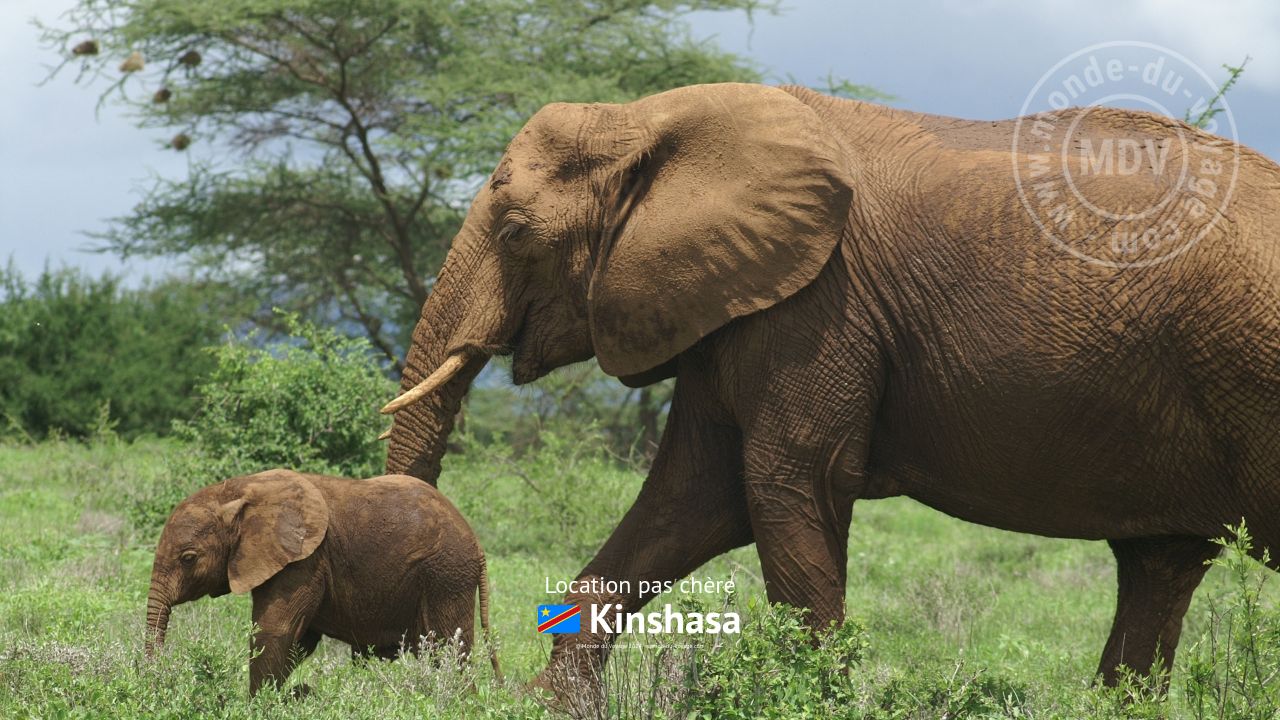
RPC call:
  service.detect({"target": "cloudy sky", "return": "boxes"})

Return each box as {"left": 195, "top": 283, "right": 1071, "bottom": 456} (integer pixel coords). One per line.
{"left": 2, "top": 0, "right": 1277, "bottom": 283}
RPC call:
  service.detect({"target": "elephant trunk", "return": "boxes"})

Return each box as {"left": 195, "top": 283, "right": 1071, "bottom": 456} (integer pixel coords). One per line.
{"left": 385, "top": 234, "right": 498, "bottom": 484}
{"left": 145, "top": 592, "right": 171, "bottom": 658}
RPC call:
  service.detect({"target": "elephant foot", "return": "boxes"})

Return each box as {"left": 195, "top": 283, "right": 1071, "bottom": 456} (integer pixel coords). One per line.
{"left": 287, "top": 683, "right": 314, "bottom": 701}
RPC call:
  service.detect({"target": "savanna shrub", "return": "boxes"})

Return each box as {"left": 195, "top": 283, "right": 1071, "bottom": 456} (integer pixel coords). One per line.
{"left": 866, "top": 664, "right": 1030, "bottom": 720}
{"left": 1182, "top": 522, "right": 1280, "bottom": 719}
{"left": 174, "top": 313, "right": 392, "bottom": 476}
{"left": 129, "top": 314, "right": 393, "bottom": 532}
{"left": 683, "top": 602, "right": 869, "bottom": 720}
{"left": 0, "top": 263, "right": 231, "bottom": 440}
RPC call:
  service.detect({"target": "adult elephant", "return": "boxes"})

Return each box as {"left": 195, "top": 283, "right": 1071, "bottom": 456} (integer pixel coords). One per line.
{"left": 380, "top": 82, "right": 1280, "bottom": 691}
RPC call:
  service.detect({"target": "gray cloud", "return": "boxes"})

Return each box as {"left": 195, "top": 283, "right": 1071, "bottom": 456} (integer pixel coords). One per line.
{"left": 0, "top": 0, "right": 183, "bottom": 281}
{"left": 693, "top": 0, "right": 1277, "bottom": 156}
{"left": 2, "top": 0, "right": 1276, "bottom": 282}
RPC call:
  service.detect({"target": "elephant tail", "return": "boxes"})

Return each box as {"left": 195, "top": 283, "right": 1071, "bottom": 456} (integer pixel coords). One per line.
{"left": 478, "top": 548, "right": 502, "bottom": 682}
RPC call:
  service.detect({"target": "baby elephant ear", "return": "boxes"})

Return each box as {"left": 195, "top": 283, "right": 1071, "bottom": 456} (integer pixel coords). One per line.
{"left": 222, "top": 470, "right": 329, "bottom": 594}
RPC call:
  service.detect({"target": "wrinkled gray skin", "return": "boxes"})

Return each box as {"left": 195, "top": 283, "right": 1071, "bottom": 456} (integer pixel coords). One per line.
{"left": 382, "top": 82, "right": 1280, "bottom": 697}
{"left": 145, "top": 470, "right": 497, "bottom": 695}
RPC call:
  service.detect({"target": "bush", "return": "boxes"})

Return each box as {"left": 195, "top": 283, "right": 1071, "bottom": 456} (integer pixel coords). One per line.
{"left": 129, "top": 314, "right": 394, "bottom": 532}
{"left": 174, "top": 313, "right": 393, "bottom": 477}
{"left": 1182, "top": 522, "right": 1280, "bottom": 719}
{"left": 0, "top": 263, "right": 234, "bottom": 440}
{"left": 683, "top": 602, "right": 869, "bottom": 720}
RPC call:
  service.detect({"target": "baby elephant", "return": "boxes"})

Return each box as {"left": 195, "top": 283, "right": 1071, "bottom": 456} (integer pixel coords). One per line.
{"left": 144, "top": 469, "right": 499, "bottom": 694}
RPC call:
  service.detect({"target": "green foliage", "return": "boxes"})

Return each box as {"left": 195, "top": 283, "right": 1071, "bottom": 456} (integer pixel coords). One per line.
{"left": 683, "top": 603, "right": 868, "bottom": 719}
{"left": 173, "top": 312, "right": 394, "bottom": 477}
{"left": 40, "top": 0, "right": 771, "bottom": 362}
{"left": 447, "top": 429, "right": 644, "bottom": 559}
{"left": 468, "top": 360, "right": 671, "bottom": 460}
{"left": 127, "top": 313, "right": 393, "bottom": 532}
{"left": 862, "top": 665, "right": 1029, "bottom": 720}
{"left": 16, "top": 438, "right": 1280, "bottom": 718}
{"left": 1, "top": 628, "right": 528, "bottom": 720}
{"left": 0, "top": 262, "right": 233, "bottom": 441}
{"left": 34, "top": 0, "right": 886, "bottom": 459}
{"left": 1186, "top": 57, "right": 1250, "bottom": 130}
{"left": 1182, "top": 522, "right": 1280, "bottom": 719}
{"left": 800, "top": 70, "right": 896, "bottom": 103}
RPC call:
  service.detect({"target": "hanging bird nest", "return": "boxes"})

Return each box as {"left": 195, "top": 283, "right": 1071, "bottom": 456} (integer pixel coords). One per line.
{"left": 120, "top": 51, "right": 144, "bottom": 73}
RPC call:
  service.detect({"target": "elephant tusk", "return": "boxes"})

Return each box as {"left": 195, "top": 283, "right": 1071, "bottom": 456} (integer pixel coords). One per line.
{"left": 377, "top": 427, "right": 393, "bottom": 441}
{"left": 380, "top": 353, "right": 468, "bottom": 414}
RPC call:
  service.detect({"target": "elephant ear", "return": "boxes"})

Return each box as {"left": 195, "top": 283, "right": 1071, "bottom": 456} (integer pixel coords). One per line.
{"left": 220, "top": 470, "right": 329, "bottom": 594}
{"left": 588, "top": 83, "right": 853, "bottom": 377}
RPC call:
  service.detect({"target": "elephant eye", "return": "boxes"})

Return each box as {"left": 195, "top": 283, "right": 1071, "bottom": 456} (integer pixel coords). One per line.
{"left": 496, "top": 221, "right": 523, "bottom": 248}
{"left": 180, "top": 551, "right": 198, "bottom": 565}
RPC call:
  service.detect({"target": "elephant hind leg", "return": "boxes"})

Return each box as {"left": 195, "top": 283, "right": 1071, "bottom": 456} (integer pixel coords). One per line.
{"left": 420, "top": 589, "right": 477, "bottom": 658}
{"left": 1098, "top": 536, "right": 1219, "bottom": 686}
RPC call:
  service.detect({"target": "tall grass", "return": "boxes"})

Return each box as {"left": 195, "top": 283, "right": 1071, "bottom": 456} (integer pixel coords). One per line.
{"left": 4, "top": 437, "right": 1280, "bottom": 717}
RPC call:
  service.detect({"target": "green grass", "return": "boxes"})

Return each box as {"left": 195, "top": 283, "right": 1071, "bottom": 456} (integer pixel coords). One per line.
{"left": 3, "top": 437, "right": 1280, "bottom": 718}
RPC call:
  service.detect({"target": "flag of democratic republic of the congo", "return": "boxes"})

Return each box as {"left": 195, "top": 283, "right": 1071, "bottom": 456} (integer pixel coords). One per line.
{"left": 537, "top": 604, "right": 580, "bottom": 634}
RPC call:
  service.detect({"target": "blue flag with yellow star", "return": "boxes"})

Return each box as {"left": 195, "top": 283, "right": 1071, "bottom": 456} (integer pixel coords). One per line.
{"left": 537, "top": 604, "right": 581, "bottom": 634}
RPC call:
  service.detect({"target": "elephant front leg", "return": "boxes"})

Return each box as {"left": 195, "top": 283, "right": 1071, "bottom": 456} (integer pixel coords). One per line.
{"left": 743, "top": 452, "right": 861, "bottom": 633}
{"left": 535, "top": 379, "right": 753, "bottom": 698}
{"left": 740, "top": 359, "right": 878, "bottom": 634}
{"left": 249, "top": 627, "right": 315, "bottom": 696}
{"left": 248, "top": 575, "right": 322, "bottom": 696}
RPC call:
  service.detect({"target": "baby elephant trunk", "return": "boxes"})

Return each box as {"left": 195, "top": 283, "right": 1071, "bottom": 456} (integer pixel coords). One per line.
{"left": 145, "top": 592, "right": 171, "bottom": 658}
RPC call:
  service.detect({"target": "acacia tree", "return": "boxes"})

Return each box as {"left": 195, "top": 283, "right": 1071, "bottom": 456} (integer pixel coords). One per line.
{"left": 41, "top": 0, "right": 768, "bottom": 370}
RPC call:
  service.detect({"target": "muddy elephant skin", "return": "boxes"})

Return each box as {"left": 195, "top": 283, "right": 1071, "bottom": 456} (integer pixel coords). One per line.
{"left": 145, "top": 470, "right": 498, "bottom": 695}
{"left": 377, "top": 82, "right": 1280, "bottom": 691}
